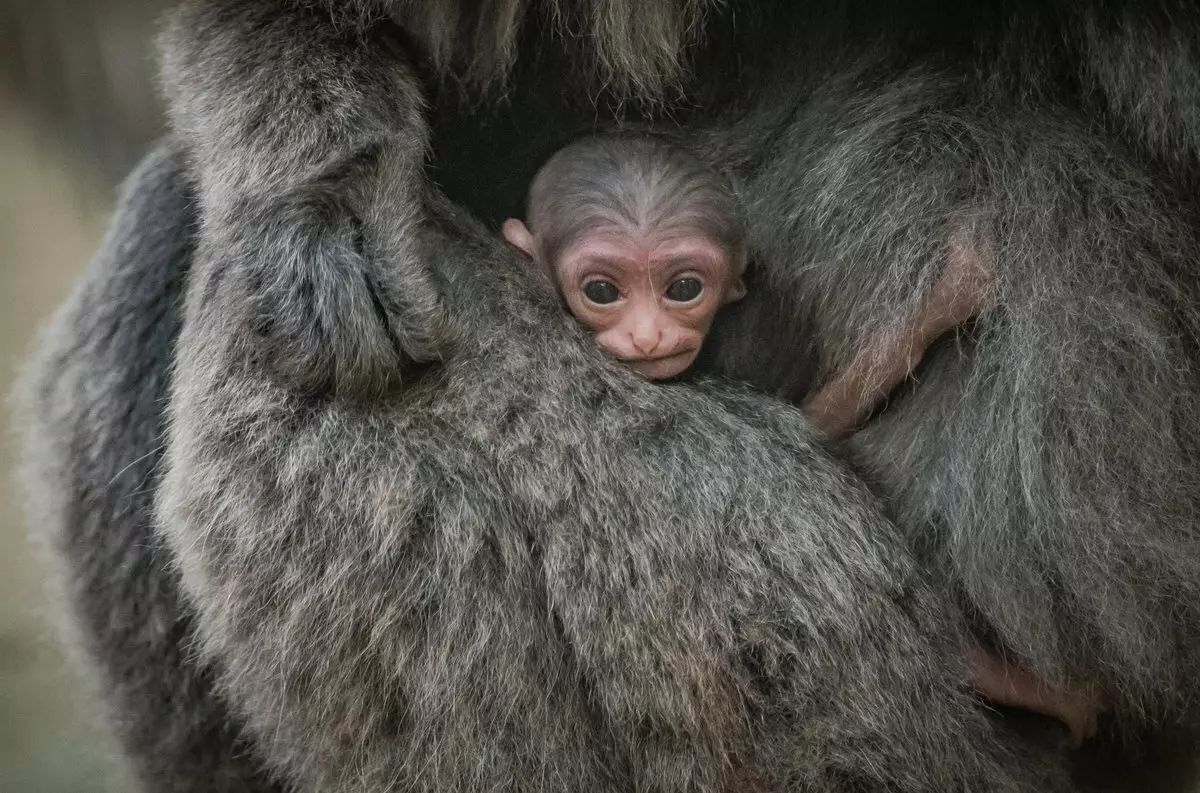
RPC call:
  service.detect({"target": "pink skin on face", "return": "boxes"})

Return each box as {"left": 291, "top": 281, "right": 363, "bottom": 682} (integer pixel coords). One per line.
{"left": 504, "top": 219, "right": 746, "bottom": 379}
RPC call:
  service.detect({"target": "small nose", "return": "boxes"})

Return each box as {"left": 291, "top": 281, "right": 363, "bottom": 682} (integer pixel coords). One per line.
{"left": 630, "top": 318, "right": 663, "bottom": 355}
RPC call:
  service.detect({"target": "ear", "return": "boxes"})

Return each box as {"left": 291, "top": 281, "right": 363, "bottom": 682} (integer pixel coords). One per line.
{"left": 502, "top": 218, "right": 537, "bottom": 259}
{"left": 724, "top": 276, "right": 747, "bottom": 304}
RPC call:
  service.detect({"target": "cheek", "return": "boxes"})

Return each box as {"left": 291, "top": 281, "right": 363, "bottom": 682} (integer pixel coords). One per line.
{"left": 562, "top": 294, "right": 614, "bottom": 333}
{"left": 665, "top": 318, "right": 705, "bottom": 345}
{"left": 671, "top": 301, "right": 722, "bottom": 335}
{"left": 593, "top": 327, "right": 624, "bottom": 350}
{"left": 583, "top": 305, "right": 712, "bottom": 352}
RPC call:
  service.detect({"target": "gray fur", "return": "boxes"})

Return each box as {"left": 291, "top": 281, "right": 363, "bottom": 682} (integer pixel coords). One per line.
{"left": 700, "top": 15, "right": 1200, "bottom": 735}
{"left": 15, "top": 0, "right": 1200, "bottom": 791}
{"left": 288, "top": 0, "right": 714, "bottom": 98}
{"left": 159, "top": 0, "right": 445, "bottom": 400}
{"left": 1077, "top": 1, "right": 1200, "bottom": 183}
{"left": 151, "top": 3, "right": 1057, "bottom": 789}
{"left": 160, "top": 185, "right": 1059, "bottom": 789}
{"left": 13, "top": 142, "right": 283, "bottom": 792}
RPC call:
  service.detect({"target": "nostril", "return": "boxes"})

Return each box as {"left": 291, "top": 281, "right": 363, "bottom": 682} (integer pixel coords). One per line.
{"left": 632, "top": 331, "right": 660, "bottom": 355}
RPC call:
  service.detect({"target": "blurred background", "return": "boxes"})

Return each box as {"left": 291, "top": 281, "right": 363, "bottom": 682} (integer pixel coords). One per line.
{"left": 1, "top": 1, "right": 170, "bottom": 789}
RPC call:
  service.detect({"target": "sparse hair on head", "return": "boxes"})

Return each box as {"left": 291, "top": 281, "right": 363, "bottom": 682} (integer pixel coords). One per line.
{"left": 525, "top": 133, "right": 748, "bottom": 280}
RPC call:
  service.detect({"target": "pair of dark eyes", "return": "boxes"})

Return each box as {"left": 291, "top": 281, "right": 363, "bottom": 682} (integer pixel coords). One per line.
{"left": 582, "top": 277, "right": 704, "bottom": 305}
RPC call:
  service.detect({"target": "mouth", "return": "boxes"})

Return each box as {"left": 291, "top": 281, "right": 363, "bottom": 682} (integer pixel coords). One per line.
{"left": 618, "top": 350, "right": 687, "bottom": 364}
{"left": 619, "top": 348, "right": 698, "bottom": 379}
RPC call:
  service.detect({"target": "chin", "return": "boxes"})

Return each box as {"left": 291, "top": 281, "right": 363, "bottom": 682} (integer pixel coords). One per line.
{"left": 627, "top": 350, "right": 698, "bottom": 380}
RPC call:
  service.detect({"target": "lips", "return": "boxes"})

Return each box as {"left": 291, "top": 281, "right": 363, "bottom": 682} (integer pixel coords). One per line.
{"left": 619, "top": 351, "right": 684, "bottom": 364}
{"left": 622, "top": 348, "right": 698, "bottom": 380}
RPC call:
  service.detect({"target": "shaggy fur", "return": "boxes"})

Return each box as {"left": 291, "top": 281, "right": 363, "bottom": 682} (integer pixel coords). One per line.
{"left": 291, "top": 0, "right": 715, "bottom": 97}
{"left": 15, "top": 0, "right": 1200, "bottom": 791}
{"left": 695, "top": 7, "right": 1200, "bottom": 734}
{"left": 14, "top": 144, "right": 284, "bottom": 792}
{"left": 161, "top": 183, "right": 1064, "bottom": 790}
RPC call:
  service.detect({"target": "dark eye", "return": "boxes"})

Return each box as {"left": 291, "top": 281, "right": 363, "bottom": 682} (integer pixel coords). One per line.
{"left": 582, "top": 280, "right": 620, "bottom": 305}
{"left": 665, "top": 277, "right": 703, "bottom": 302}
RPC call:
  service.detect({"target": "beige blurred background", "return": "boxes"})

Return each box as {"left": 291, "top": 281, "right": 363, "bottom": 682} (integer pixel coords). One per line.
{"left": 1, "top": 2, "right": 168, "bottom": 789}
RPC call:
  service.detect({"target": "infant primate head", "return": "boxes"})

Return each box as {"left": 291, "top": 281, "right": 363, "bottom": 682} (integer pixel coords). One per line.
{"left": 504, "top": 134, "right": 748, "bottom": 380}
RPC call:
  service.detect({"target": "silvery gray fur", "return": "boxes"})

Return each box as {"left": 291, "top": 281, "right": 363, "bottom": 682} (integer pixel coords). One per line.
{"left": 14, "top": 0, "right": 1200, "bottom": 791}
